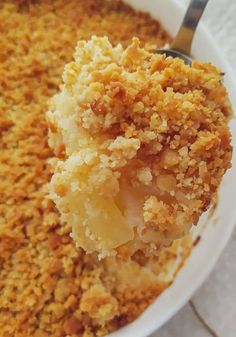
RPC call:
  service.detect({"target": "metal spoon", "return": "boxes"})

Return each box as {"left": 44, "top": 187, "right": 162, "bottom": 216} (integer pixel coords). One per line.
{"left": 155, "top": 0, "right": 209, "bottom": 64}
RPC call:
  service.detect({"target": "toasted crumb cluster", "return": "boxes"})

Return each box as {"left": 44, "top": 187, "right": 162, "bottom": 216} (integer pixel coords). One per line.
{"left": 48, "top": 36, "right": 232, "bottom": 258}
{"left": 0, "top": 1, "right": 194, "bottom": 336}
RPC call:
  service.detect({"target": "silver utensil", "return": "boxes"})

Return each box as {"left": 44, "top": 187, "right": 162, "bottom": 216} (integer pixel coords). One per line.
{"left": 155, "top": 0, "right": 209, "bottom": 64}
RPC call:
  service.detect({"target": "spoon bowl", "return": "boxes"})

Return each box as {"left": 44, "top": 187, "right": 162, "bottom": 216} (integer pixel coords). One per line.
{"left": 155, "top": 0, "right": 209, "bottom": 64}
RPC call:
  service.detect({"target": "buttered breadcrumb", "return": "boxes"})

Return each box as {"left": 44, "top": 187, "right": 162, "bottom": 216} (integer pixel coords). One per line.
{"left": 48, "top": 36, "right": 232, "bottom": 258}
{"left": 0, "top": 1, "right": 194, "bottom": 336}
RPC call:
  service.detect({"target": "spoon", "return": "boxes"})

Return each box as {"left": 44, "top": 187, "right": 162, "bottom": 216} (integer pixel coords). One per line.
{"left": 155, "top": 0, "right": 209, "bottom": 64}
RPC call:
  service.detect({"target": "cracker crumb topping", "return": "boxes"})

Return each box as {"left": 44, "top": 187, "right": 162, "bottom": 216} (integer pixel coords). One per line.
{"left": 48, "top": 36, "right": 232, "bottom": 258}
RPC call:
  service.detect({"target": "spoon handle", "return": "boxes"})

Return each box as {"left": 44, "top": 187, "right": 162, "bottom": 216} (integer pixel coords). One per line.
{"left": 172, "top": 0, "right": 209, "bottom": 55}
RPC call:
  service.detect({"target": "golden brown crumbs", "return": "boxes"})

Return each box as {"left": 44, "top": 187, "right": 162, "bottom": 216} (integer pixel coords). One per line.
{"left": 47, "top": 36, "right": 232, "bottom": 258}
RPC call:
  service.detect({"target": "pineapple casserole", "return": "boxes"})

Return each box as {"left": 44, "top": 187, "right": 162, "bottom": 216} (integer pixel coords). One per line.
{"left": 0, "top": 1, "right": 196, "bottom": 336}
{"left": 48, "top": 36, "right": 232, "bottom": 258}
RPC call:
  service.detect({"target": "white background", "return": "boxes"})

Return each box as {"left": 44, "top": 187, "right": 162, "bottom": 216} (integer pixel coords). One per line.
{"left": 154, "top": 1, "right": 236, "bottom": 336}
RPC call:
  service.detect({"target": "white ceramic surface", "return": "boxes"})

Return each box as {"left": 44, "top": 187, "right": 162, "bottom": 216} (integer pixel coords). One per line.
{"left": 108, "top": 1, "right": 236, "bottom": 336}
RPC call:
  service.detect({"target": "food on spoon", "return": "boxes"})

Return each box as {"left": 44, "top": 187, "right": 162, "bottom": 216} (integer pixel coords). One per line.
{"left": 47, "top": 36, "right": 232, "bottom": 258}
